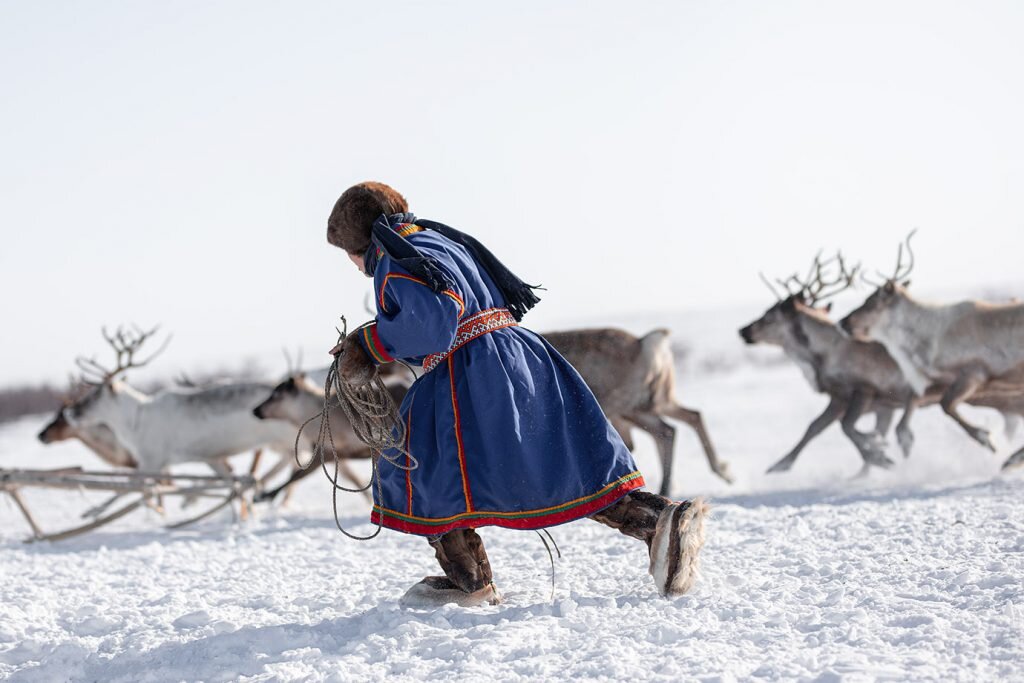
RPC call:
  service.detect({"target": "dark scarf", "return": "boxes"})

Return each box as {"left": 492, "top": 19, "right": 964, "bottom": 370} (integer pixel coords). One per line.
{"left": 365, "top": 213, "right": 541, "bottom": 321}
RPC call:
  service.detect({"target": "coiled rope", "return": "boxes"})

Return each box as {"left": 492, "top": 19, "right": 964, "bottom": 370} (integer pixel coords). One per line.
{"left": 294, "top": 317, "right": 418, "bottom": 540}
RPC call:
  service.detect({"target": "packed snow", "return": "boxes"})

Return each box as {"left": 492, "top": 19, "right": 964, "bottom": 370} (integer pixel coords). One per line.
{"left": 1, "top": 340, "right": 1023, "bottom": 682}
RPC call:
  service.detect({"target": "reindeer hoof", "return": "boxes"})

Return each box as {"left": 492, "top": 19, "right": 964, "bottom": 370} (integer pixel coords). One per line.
{"left": 714, "top": 464, "right": 735, "bottom": 485}
{"left": 766, "top": 457, "right": 794, "bottom": 474}
{"left": 865, "top": 451, "right": 896, "bottom": 469}
{"left": 1001, "top": 450, "right": 1024, "bottom": 471}
{"left": 971, "top": 429, "right": 997, "bottom": 452}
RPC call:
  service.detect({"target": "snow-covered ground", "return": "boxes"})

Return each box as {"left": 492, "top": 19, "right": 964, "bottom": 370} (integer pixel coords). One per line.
{"left": 2, "top": 355, "right": 1023, "bottom": 681}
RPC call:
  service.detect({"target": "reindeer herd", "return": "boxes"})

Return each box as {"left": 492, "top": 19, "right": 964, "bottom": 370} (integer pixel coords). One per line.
{"left": 741, "top": 233, "right": 1024, "bottom": 474}
{"left": 26, "top": 233, "right": 1024, "bottom": 528}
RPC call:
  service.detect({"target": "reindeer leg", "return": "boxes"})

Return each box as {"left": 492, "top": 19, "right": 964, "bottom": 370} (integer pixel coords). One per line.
{"left": 200, "top": 459, "right": 246, "bottom": 518}
{"left": 767, "top": 397, "right": 845, "bottom": 473}
{"left": 626, "top": 413, "right": 678, "bottom": 497}
{"left": 337, "top": 458, "right": 371, "bottom": 502}
{"left": 610, "top": 417, "right": 636, "bottom": 451}
{"left": 851, "top": 461, "right": 873, "bottom": 479}
{"left": 253, "top": 448, "right": 367, "bottom": 504}
{"left": 248, "top": 448, "right": 263, "bottom": 476}
{"left": 281, "top": 482, "right": 296, "bottom": 507}
{"left": 873, "top": 406, "right": 894, "bottom": 446}
{"left": 842, "top": 391, "right": 894, "bottom": 469}
{"left": 664, "top": 404, "right": 732, "bottom": 484}
{"left": 941, "top": 370, "right": 996, "bottom": 451}
{"left": 254, "top": 463, "right": 320, "bottom": 503}
{"left": 150, "top": 468, "right": 168, "bottom": 516}
{"left": 1003, "top": 412, "right": 1023, "bottom": 443}
{"left": 253, "top": 452, "right": 293, "bottom": 495}
{"left": 896, "top": 396, "right": 918, "bottom": 458}
{"left": 1001, "top": 444, "right": 1024, "bottom": 471}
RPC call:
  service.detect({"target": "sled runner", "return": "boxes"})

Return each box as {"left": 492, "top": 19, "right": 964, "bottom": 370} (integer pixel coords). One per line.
{"left": 0, "top": 466, "right": 255, "bottom": 542}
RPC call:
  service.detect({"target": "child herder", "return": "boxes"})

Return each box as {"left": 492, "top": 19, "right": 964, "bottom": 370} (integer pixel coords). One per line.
{"left": 328, "top": 181, "right": 707, "bottom": 606}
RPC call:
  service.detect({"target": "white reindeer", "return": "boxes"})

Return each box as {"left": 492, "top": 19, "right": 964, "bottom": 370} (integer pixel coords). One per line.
{"left": 38, "top": 399, "right": 138, "bottom": 469}
{"left": 64, "top": 327, "right": 305, "bottom": 482}
{"left": 841, "top": 234, "right": 1024, "bottom": 469}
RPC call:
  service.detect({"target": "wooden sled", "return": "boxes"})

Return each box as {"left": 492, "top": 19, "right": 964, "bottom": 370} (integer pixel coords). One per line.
{"left": 0, "top": 467, "right": 256, "bottom": 543}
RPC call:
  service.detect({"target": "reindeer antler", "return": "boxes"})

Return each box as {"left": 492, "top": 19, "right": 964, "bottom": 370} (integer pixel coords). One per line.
{"left": 891, "top": 229, "right": 917, "bottom": 282}
{"left": 76, "top": 324, "right": 171, "bottom": 385}
{"left": 62, "top": 374, "right": 91, "bottom": 406}
{"left": 758, "top": 272, "right": 784, "bottom": 301}
{"left": 768, "top": 250, "right": 859, "bottom": 307}
{"left": 282, "top": 347, "right": 304, "bottom": 375}
{"left": 802, "top": 251, "right": 860, "bottom": 306}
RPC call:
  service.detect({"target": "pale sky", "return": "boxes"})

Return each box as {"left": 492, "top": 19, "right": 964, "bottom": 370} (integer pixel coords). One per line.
{"left": 2, "top": 1, "right": 1023, "bottom": 384}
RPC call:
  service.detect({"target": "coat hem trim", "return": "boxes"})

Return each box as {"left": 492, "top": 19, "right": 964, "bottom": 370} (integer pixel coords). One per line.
{"left": 370, "top": 471, "right": 645, "bottom": 535}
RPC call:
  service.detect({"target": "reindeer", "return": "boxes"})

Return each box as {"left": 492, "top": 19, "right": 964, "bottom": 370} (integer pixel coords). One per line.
{"left": 738, "top": 252, "right": 918, "bottom": 473}
{"left": 63, "top": 327, "right": 327, "bottom": 487}
{"left": 38, "top": 375, "right": 269, "bottom": 471}
{"left": 38, "top": 401, "right": 138, "bottom": 468}
{"left": 251, "top": 372, "right": 412, "bottom": 501}
{"left": 543, "top": 328, "right": 731, "bottom": 494}
{"left": 841, "top": 233, "right": 1024, "bottom": 469}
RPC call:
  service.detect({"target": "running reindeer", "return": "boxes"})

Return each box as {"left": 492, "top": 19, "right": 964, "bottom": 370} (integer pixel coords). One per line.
{"left": 63, "top": 326, "right": 336, "bottom": 489}
{"left": 739, "top": 251, "right": 914, "bottom": 474}
{"left": 841, "top": 232, "right": 1024, "bottom": 470}
{"left": 546, "top": 328, "right": 731, "bottom": 493}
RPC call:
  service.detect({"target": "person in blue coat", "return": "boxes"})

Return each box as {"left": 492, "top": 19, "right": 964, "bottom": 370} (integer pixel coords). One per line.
{"left": 328, "top": 182, "right": 707, "bottom": 605}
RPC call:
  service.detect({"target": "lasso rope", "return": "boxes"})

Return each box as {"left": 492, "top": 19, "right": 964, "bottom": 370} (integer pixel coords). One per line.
{"left": 294, "top": 317, "right": 418, "bottom": 540}
{"left": 535, "top": 528, "right": 562, "bottom": 601}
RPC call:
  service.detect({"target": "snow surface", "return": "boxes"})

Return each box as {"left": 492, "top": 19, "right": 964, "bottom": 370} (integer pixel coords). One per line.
{"left": 1, "top": 358, "right": 1023, "bottom": 682}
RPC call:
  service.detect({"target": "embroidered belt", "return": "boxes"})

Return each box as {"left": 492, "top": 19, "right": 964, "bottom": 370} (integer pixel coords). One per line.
{"left": 423, "top": 307, "right": 518, "bottom": 373}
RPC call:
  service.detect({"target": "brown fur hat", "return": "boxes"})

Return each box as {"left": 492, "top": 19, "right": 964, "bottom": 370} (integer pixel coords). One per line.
{"left": 327, "top": 182, "right": 409, "bottom": 254}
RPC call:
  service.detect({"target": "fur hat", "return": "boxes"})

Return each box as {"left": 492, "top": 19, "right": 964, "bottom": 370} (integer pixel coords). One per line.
{"left": 327, "top": 182, "right": 409, "bottom": 254}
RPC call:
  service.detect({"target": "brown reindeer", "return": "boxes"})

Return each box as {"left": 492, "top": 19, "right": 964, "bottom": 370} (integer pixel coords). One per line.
{"left": 739, "top": 252, "right": 913, "bottom": 473}
{"left": 545, "top": 329, "right": 731, "bottom": 494}
{"left": 252, "top": 372, "right": 408, "bottom": 501}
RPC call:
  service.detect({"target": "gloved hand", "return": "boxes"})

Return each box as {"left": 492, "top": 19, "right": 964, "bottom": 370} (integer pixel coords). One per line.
{"left": 329, "top": 331, "right": 377, "bottom": 386}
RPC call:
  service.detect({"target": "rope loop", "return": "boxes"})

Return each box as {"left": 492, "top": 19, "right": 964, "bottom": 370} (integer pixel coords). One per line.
{"left": 293, "top": 317, "right": 418, "bottom": 541}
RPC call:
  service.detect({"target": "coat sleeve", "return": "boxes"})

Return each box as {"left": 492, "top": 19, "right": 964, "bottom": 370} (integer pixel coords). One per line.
{"left": 355, "top": 266, "right": 465, "bottom": 364}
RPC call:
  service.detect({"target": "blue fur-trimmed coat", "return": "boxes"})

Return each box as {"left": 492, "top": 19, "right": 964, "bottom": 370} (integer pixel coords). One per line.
{"left": 355, "top": 216, "right": 643, "bottom": 536}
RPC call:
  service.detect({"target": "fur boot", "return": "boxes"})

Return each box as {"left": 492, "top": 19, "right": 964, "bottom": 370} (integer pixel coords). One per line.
{"left": 590, "top": 490, "right": 670, "bottom": 546}
{"left": 592, "top": 492, "right": 709, "bottom": 597}
{"left": 648, "top": 498, "right": 709, "bottom": 597}
{"left": 402, "top": 528, "right": 501, "bottom": 607}
{"left": 401, "top": 576, "right": 501, "bottom": 608}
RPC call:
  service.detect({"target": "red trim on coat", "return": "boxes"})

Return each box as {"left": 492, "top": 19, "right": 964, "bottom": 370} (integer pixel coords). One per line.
{"left": 448, "top": 356, "right": 474, "bottom": 512}
{"left": 378, "top": 273, "right": 465, "bottom": 317}
{"left": 370, "top": 474, "right": 645, "bottom": 536}
{"left": 368, "top": 324, "right": 394, "bottom": 363}
{"left": 405, "top": 394, "right": 414, "bottom": 516}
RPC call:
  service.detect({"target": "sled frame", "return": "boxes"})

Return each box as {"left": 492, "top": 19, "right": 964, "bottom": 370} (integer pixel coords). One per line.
{"left": 0, "top": 467, "right": 255, "bottom": 543}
